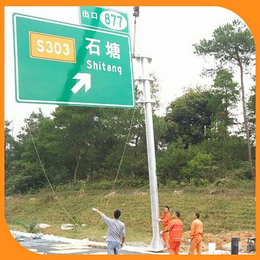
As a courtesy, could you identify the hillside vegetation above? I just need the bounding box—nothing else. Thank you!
[5,179,255,245]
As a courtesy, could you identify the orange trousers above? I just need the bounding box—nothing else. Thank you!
[162,227,169,247]
[168,240,181,255]
[189,236,202,255]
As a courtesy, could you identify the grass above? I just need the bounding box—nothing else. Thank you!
[4,179,255,244]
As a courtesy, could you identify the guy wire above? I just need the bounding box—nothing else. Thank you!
[27,124,85,233]
[27,108,136,240]
[91,108,136,240]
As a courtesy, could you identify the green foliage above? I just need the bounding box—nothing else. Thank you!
[165,87,215,147]
[195,135,249,177]
[5,182,255,242]
[247,85,256,145]
[28,221,39,233]
[5,161,46,194]
[228,161,253,180]
[190,178,209,187]
[179,181,186,188]
[157,139,189,183]
[79,180,87,194]
[180,152,215,182]
[209,69,240,137]
[14,219,39,233]
[193,19,255,179]
[215,177,254,190]
[97,180,112,190]
[128,178,148,188]
[71,216,83,226]
[5,99,255,195]
[193,19,255,73]
[4,121,18,177]
[168,180,178,188]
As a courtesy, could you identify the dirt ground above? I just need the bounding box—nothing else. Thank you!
[180,230,256,253]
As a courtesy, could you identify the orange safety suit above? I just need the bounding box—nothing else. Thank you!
[189,219,204,255]
[166,217,183,255]
[160,211,171,247]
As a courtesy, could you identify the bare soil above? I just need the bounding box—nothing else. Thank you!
[180,230,255,253]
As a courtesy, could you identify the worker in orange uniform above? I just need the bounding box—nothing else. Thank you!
[189,212,204,255]
[162,211,183,255]
[158,206,171,248]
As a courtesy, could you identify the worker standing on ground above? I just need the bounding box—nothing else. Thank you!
[162,211,183,255]
[189,212,204,255]
[92,208,126,255]
[158,206,171,248]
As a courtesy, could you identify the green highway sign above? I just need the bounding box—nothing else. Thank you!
[13,13,135,108]
[79,6,129,34]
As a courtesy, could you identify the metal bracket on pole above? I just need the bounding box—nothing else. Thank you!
[135,77,156,108]
[134,54,164,252]
[135,75,154,85]
[134,54,152,64]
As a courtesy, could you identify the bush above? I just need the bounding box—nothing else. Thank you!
[28,221,39,233]
[220,178,255,192]
[5,162,46,194]
[190,178,209,187]
[179,181,186,188]
[79,180,87,194]
[97,180,112,190]
[231,161,254,180]
[169,180,178,188]
[14,219,39,233]
[113,178,148,188]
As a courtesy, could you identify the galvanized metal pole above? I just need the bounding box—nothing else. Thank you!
[137,56,164,252]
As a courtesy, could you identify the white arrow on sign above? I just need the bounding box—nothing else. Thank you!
[71,73,91,94]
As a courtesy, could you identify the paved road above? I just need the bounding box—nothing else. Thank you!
[14,233,163,255]
[13,231,241,255]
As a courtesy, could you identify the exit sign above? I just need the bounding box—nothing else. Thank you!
[79,6,129,34]
[13,13,135,108]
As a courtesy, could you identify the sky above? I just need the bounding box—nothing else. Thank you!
[4,6,253,136]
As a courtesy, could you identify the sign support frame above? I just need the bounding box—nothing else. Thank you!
[136,55,164,252]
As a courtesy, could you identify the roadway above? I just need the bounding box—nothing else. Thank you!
[13,231,166,255]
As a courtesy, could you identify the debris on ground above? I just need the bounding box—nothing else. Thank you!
[36,223,51,229]
[179,230,255,254]
[60,224,75,230]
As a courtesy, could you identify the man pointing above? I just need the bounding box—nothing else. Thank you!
[92,208,126,255]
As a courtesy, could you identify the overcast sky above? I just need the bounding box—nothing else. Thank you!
[5,6,253,136]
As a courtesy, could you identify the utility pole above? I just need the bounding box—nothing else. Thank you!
[132,6,164,252]
[135,55,164,252]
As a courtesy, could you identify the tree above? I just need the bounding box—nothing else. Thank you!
[5,110,57,194]
[52,106,105,181]
[180,151,215,184]
[4,121,18,179]
[195,135,249,179]
[157,139,188,184]
[193,19,255,178]
[165,87,215,148]
[209,69,240,138]
[247,84,256,146]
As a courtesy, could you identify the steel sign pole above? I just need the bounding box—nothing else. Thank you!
[137,56,164,252]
